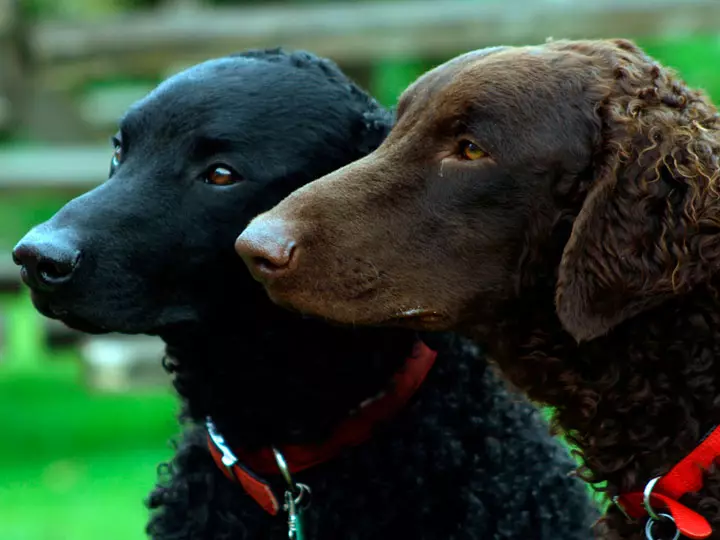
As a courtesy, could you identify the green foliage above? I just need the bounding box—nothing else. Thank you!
[639,35,720,102]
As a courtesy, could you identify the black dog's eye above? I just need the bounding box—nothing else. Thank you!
[111,145,123,168]
[204,165,242,186]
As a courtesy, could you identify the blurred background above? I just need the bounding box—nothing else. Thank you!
[0,0,719,538]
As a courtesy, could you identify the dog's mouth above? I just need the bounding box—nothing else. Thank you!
[387,308,449,330]
[265,290,449,330]
[29,290,109,334]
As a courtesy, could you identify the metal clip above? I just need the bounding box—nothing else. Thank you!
[284,489,302,539]
[273,447,312,540]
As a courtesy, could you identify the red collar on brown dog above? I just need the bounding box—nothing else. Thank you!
[206,341,437,515]
[615,426,720,539]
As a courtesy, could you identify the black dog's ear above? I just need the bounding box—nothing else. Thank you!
[357,106,394,155]
[555,40,720,343]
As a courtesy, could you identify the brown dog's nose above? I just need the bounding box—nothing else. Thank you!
[235,218,297,282]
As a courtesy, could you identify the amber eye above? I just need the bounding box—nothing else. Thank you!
[111,146,123,168]
[459,140,487,161]
[204,165,241,186]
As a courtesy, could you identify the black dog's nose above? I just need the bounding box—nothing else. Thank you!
[235,217,298,282]
[12,238,81,292]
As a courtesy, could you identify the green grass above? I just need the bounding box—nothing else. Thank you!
[0,360,179,540]
[0,448,172,540]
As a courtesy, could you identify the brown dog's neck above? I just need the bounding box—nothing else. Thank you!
[476,287,720,533]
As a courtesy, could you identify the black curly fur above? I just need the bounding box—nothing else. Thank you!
[149,333,597,540]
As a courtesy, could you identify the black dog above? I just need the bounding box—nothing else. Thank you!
[13,49,597,539]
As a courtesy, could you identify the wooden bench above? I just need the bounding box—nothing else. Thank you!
[5,0,717,147]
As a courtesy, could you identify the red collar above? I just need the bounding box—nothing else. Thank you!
[207,340,438,515]
[614,425,720,539]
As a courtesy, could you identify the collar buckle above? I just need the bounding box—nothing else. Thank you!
[206,418,238,467]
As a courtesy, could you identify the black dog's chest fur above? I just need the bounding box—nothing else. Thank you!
[147,336,596,539]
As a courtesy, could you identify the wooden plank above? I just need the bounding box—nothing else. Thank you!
[29,0,720,87]
[0,145,109,189]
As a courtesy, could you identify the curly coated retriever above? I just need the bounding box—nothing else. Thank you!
[237,39,720,539]
[13,49,597,539]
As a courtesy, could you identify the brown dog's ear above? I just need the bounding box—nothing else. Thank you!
[556,161,678,342]
[555,41,720,343]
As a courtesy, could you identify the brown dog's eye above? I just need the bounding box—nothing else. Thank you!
[459,140,487,161]
[111,146,123,168]
[204,165,242,186]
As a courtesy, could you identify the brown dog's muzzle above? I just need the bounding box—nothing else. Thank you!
[234,152,431,325]
[235,217,299,284]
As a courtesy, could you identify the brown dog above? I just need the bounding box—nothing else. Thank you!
[236,39,720,539]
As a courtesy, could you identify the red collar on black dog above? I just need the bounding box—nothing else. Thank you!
[614,425,720,539]
[206,341,438,515]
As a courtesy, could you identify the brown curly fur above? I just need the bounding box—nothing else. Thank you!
[236,39,720,539]
[507,39,720,539]
[555,39,720,342]
[473,40,720,539]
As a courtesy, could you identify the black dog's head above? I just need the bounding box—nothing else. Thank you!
[13,49,390,336]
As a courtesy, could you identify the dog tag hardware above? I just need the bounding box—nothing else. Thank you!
[284,488,306,540]
[272,447,312,540]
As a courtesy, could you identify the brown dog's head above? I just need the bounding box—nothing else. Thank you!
[236,39,720,342]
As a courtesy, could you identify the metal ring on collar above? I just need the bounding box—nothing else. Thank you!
[644,513,680,540]
[294,483,312,508]
[643,476,663,521]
